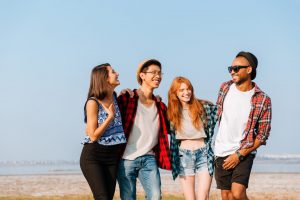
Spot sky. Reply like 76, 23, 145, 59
0, 1, 299, 161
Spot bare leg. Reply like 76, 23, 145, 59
231, 182, 248, 200
221, 190, 233, 200
179, 175, 196, 200
196, 171, 212, 200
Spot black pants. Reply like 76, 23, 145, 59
80, 142, 123, 200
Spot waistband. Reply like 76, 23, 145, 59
179, 145, 207, 154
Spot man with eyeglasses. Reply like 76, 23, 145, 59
214, 51, 272, 200
117, 59, 171, 200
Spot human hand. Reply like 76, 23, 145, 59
222, 153, 240, 170
104, 103, 115, 120
119, 88, 134, 98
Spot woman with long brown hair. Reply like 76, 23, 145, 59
80, 63, 126, 200
168, 76, 218, 200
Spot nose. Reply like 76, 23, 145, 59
183, 90, 189, 95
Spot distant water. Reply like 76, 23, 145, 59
1, 155, 300, 175
0, 160, 80, 176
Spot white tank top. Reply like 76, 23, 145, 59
175, 109, 206, 140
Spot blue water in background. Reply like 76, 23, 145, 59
0, 155, 300, 175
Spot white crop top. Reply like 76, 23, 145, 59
175, 109, 206, 140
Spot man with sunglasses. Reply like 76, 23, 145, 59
214, 51, 272, 200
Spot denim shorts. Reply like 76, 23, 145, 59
178, 146, 208, 176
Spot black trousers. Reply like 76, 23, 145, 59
80, 142, 123, 200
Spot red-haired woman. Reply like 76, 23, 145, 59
168, 76, 218, 200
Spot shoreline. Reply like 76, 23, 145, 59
1, 171, 300, 177
1, 172, 299, 199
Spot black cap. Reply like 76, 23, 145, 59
236, 51, 258, 69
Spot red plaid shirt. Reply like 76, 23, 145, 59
216, 81, 272, 149
117, 89, 171, 170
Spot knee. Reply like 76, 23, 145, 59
221, 190, 231, 200
197, 192, 209, 200
146, 186, 161, 200
146, 191, 161, 200
119, 187, 135, 200
232, 190, 246, 200
118, 181, 135, 197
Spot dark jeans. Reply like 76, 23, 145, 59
80, 142, 124, 200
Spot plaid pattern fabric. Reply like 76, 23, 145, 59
216, 81, 272, 149
170, 102, 218, 180
117, 89, 171, 170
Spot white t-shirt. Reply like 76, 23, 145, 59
214, 84, 255, 157
122, 100, 159, 160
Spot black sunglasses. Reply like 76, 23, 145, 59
228, 65, 249, 73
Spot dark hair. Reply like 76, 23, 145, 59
87, 63, 111, 100
236, 51, 258, 80
140, 59, 161, 72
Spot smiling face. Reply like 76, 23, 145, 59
176, 83, 192, 106
230, 56, 252, 85
140, 64, 162, 89
106, 65, 120, 88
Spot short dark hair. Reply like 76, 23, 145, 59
236, 51, 258, 80
140, 59, 161, 72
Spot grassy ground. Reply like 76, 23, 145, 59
0, 195, 185, 200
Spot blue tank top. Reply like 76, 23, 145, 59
82, 95, 126, 145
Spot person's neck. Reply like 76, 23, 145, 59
101, 90, 114, 104
181, 102, 189, 110
137, 86, 155, 106
235, 80, 254, 92
139, 85, 154, 100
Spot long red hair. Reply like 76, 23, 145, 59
167, 76, 206, 132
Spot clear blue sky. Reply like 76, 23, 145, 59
0, 1, 299, 161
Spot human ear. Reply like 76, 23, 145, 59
247, 66, 253, 74
140, 73, 145, 81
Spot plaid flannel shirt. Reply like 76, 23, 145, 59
117, 89, 171, 170
216, 81, 272, 149
170, 102, 218, 180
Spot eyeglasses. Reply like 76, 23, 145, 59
228, 65, 249, 73
143, 71, 164, 76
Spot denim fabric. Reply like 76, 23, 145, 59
117, 155, 161, 200
170, 103, 218, 180
178, 146, 208, 176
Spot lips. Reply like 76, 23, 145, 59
182, 96, 191, 100
153, 79, 161, 84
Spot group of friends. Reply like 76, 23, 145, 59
79, 51, 272, 200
